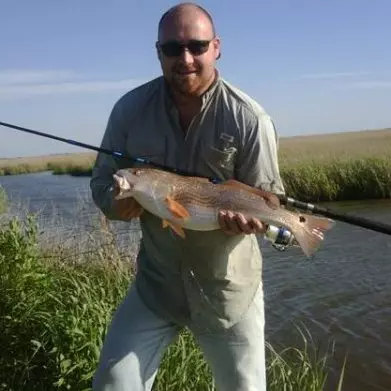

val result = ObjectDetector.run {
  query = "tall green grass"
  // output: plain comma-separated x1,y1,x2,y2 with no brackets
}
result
0,215,346,391
281,157,391,202
49,163,93,176
0,185,7,214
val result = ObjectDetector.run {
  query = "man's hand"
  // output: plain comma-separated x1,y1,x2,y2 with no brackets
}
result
112,178,144,221
113,197,144,220
111,183,144,221
217,210,267,236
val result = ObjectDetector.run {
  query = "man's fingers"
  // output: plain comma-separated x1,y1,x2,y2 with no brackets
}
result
113,197,143,220
249,217,266,234
228,212,251,234
217,210,228,230
218,210,266,235
225,211,243,234
218,210,250,235
125,206,144,219
218,210,240,235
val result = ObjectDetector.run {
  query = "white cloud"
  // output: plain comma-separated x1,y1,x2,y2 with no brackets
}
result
0,79,145,100
0,69,77,85
334,80,391,90
0,69,145,100
300,71,370,79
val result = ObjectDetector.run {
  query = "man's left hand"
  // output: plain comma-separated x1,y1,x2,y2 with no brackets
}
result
217,210,267,236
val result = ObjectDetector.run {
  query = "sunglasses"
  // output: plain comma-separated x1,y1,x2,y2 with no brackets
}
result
158,39,213,57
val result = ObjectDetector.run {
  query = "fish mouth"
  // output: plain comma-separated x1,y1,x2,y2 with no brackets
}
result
112,173,134,199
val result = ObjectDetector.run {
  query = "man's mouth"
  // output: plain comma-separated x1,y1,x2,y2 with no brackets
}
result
175,69,197,75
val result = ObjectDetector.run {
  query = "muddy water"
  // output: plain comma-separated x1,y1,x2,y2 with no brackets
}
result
1,171,391,391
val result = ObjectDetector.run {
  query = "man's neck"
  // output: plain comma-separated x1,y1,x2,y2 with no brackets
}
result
172,91,202,110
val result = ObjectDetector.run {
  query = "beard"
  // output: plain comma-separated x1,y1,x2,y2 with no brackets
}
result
171,71,202,96
167,63,215,97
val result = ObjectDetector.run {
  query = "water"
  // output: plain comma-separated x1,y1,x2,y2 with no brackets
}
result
1,172,391,391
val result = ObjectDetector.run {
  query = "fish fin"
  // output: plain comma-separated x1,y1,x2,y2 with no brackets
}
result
162,219,186,239
222,179,280,209
291,213,335,258
165,196,190,220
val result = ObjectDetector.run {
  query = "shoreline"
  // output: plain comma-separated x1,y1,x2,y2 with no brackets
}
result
1,128,391,202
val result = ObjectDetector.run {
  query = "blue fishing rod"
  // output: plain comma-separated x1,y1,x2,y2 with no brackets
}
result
1,120,391,237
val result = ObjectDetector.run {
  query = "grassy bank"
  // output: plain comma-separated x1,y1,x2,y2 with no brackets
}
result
0,214,345,391
0,152,95,176
1,128,390,201
0,185,7,214
49,162,93,176
281,156,391,202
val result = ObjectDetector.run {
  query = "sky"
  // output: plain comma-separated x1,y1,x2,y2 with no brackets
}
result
0,0,390,158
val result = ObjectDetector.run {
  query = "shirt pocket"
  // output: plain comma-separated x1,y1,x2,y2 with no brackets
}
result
201,140,238,179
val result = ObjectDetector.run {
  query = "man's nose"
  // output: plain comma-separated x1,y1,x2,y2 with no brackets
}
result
180,48,195,64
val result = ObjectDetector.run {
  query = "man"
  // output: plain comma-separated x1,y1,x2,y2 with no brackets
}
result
90,2,285,390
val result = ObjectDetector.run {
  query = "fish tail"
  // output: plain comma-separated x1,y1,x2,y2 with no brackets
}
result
291,213,335,257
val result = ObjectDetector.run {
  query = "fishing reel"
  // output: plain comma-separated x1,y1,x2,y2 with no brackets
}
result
263,225,299,251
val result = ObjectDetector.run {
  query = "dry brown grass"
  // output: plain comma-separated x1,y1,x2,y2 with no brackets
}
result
0,152,96,175
278,128,391,165
0,151,95,167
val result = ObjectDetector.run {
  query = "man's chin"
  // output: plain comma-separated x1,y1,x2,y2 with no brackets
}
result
172,79,201,96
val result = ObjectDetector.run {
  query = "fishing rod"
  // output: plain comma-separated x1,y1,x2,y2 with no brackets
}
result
1,120,391,237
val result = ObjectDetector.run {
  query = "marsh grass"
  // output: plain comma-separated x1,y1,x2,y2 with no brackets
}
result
278,128,391,201
50,164,93,176
1,128,391,202
281,156,391,201
0,152,95,176
0,185,7,214
279,128,391,165
0,214,346,391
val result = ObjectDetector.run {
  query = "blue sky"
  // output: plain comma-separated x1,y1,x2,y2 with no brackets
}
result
1,0,390,157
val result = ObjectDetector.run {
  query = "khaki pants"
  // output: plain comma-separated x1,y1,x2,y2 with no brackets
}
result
92,282,266,391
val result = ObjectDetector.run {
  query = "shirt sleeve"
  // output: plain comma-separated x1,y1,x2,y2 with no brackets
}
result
236,109,286,196
90,98,132,220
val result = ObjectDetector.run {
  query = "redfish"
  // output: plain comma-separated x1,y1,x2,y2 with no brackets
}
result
112,167,335,257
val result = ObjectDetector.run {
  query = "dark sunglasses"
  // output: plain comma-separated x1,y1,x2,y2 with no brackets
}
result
158,39,213,57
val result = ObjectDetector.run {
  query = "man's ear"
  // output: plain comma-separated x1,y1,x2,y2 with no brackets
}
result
213,37,221,60
155,41,162,60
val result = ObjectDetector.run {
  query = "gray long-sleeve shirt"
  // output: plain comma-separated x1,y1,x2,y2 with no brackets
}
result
90,73,285,331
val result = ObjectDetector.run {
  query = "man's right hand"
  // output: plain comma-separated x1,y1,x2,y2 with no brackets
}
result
110,177,144,221
113,197,144,220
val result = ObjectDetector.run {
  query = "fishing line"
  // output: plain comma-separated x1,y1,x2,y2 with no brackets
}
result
1,120,391,237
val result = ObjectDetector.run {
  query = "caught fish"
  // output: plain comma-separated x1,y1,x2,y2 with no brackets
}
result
112,167,335,257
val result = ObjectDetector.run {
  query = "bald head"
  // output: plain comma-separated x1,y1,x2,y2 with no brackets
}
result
157,3,216,42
